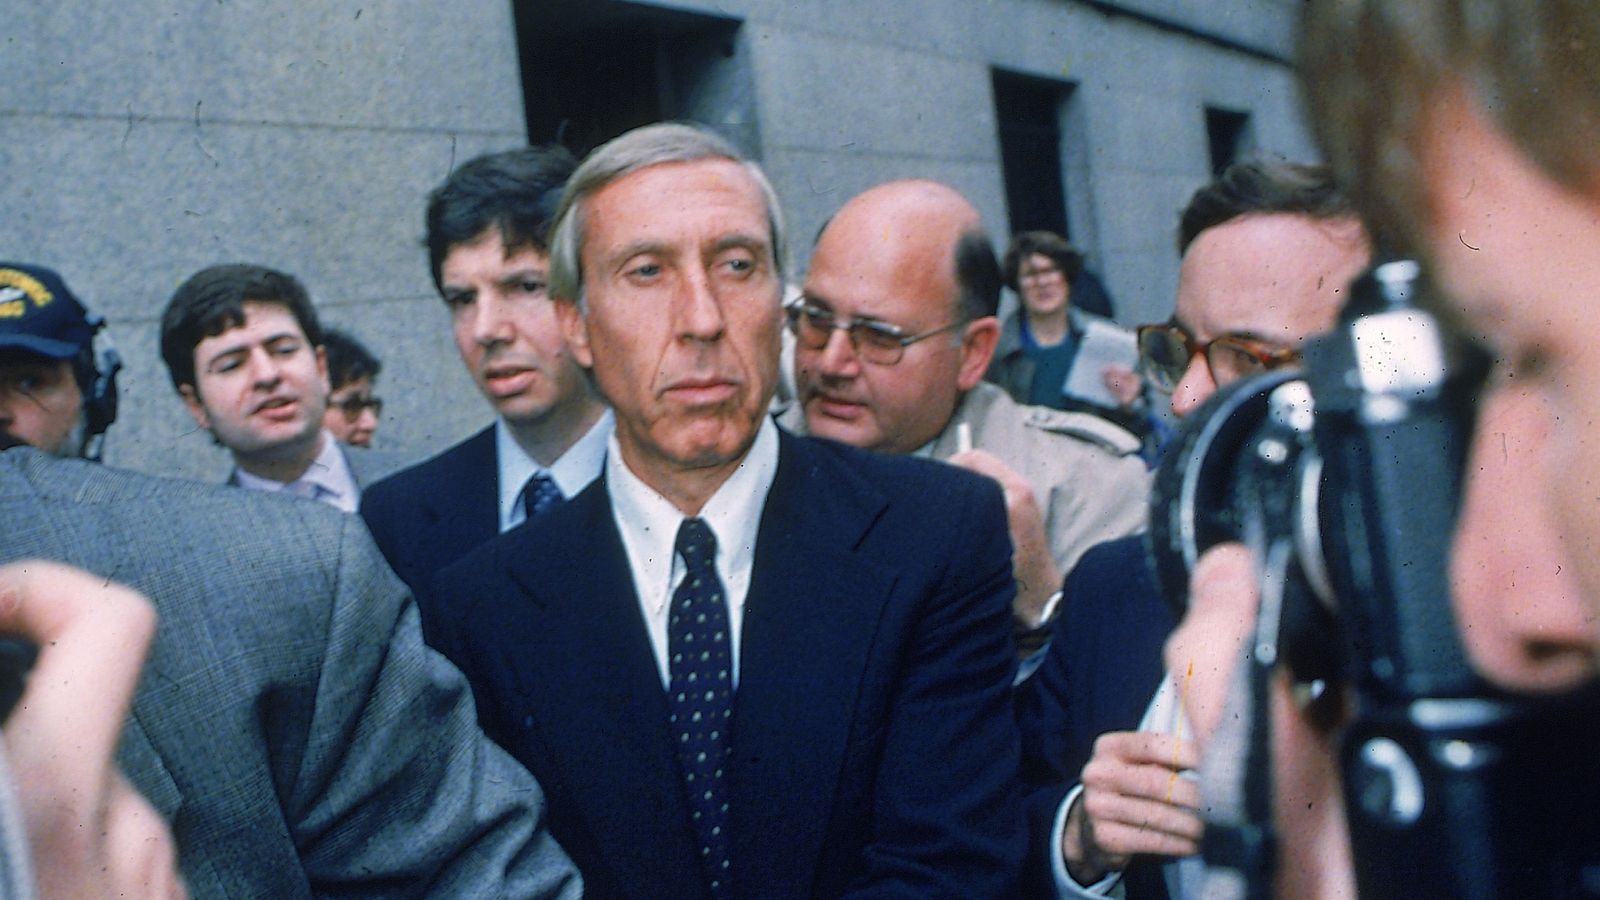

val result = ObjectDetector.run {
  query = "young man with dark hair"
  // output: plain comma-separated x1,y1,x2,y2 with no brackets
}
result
160,263,402,510
321,327,383,447
361,145,610,593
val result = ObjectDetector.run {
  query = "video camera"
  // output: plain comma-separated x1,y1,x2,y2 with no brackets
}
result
1147,259,1600,898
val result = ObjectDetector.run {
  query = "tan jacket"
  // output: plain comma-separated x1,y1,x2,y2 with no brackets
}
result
781,381,1149,583
927,382,1148,579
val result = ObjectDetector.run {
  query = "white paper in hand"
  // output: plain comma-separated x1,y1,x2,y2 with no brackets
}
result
1062,318,1139,408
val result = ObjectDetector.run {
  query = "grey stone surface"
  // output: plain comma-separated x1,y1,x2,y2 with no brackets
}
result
763,147,1010,278
4,1,525,479
7,0,1318,479
3,1,525,134
752,27,1000,165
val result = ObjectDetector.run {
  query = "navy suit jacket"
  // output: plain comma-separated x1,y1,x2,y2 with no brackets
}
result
1016,535,1176,899
424,431,1026,899
360,425,498,593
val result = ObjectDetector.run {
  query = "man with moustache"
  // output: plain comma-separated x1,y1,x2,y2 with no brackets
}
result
422,123,1025,898
362,145,610,593
160,264,405,510
781,180,1148,656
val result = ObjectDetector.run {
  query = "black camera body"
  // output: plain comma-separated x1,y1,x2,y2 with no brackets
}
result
1148,260,1600,897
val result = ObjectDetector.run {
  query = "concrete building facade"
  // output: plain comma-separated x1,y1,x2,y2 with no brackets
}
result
4,0,1312,478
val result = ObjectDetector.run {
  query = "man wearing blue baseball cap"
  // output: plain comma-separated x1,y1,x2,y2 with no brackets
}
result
0,262,120,459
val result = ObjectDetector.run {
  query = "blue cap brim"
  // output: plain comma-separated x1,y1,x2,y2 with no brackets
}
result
0,333,81,359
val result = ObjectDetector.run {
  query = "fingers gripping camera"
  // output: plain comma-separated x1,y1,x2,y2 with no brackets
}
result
1147,260,1600,897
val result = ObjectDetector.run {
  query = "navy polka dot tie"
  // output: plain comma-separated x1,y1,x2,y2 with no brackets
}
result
516,472,564,522
669,517,733,897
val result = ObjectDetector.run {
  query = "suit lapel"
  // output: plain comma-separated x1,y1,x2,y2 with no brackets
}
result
421,428,499,566
730,434,898,890
498,478,705,894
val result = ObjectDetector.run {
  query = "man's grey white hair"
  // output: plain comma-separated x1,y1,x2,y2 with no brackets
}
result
547,122,788,304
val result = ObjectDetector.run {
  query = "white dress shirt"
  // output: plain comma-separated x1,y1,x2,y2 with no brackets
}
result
495,410,614,532
1052,672,1203,899
233,430,360,513
607,417,780,688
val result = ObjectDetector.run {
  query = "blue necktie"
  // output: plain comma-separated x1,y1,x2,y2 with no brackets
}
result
668,517,733,897
516,472,564,522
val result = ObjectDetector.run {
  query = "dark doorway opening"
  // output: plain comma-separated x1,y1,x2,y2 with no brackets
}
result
992,69,1074,239
514,0,759,159
1205,106,1253,176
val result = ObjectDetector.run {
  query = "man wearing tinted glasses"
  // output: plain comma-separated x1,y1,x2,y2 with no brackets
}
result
321,328,384,447
1016,159,1370,899
783,179,1150,656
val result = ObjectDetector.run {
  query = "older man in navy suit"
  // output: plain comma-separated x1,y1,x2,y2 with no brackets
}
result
362,146,611,592
423,123,1025,898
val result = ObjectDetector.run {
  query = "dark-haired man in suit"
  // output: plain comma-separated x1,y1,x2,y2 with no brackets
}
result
361,145,610,592
423,122,1025,898
1017,160,1369,899
160,264,409,509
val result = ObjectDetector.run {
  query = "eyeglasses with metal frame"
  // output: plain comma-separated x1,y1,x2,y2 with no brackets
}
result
1136,321,1301,392
330,394,384,419
786,298,965,366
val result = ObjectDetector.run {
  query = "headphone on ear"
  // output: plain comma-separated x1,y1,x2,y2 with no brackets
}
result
76,313,122,460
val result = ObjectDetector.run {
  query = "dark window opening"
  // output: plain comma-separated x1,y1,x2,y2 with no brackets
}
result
1205,106,1252,177
992,70,1073,239
513,0,758,159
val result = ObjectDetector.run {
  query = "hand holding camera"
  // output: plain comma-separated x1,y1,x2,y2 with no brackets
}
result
1150,261,1600,897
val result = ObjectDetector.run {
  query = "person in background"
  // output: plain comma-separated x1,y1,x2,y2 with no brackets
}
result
784,181,1148,657
360,145,611,594
320,328,383,447
986,232,1146,436
159,264,406,511
0,263,120,460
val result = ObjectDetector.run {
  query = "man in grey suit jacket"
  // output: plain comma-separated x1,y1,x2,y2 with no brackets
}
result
0,443,582,897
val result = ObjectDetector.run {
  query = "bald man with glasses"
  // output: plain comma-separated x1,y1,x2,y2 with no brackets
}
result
782,180,1149,657
1016,159,1370,900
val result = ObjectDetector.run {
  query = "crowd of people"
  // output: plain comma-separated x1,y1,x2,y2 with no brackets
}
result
0,1,1595,895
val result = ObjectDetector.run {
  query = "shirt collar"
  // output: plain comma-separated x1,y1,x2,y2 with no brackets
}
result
495,410,614,531
234,431,359,512
608,416,780,618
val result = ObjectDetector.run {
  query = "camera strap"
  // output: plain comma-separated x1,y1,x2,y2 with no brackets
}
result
1196,539,1291,899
